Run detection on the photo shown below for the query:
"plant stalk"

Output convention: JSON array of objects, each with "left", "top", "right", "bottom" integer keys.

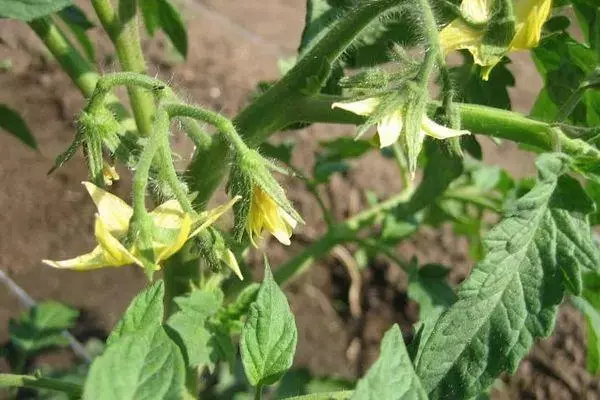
[
  {"left": 92, "top": 0, "right": 155, "bottom": 137},
  {"left": 0, "top": 374, "right": 82, "bottom": 397}
]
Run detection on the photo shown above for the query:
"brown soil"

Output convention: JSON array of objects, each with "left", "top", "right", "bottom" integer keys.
[{"left": 0, "top": 1, "right": 598, "bottom": 399}]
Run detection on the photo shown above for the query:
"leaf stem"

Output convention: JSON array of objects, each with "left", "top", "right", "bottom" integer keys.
[
  {"left": 0, "top": 374, "right": 82, "bottom": 397},
  {"left": 254, "top": 384, "right": 263, "bottom": 400}
]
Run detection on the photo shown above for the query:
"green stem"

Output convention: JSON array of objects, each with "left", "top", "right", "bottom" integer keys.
[
  {"left": 28, "top": 18, "right": 98, "bottom": 95},
  {"left": 156, "top": 133, "right": 196, "bottom": 214},
  {"left": 274, "top": 188, "right": 414, "bottom": 285},
  {"left": 92, "top": 0, "right": 154, "bottom": 137},
  {"left": 28, "top": 18, "right": 133, "bottom": 129},
  {"left": 282, "top": 392, "right": 354, "bottom": 400},
  {"left": 163, "top": 103, "right": 247, "bottom": 154},
  {"left": 290, "top": 96, "right": 600, "bottom": 160},
  {"left": 417, "top": 0, "right": 454, "bottom": 112},
  {"left": 391, "top": 141, "right": 412, "bottom": 191},
  {"left": 132, "top": 109, "right": 165, "bottom": 217},
  {"left": 186, "top": 0, "right": 403, "bottom": 206},
  {"left": 0, "top": 374, "right": 82, "bottom": 397},
  {"left": 254, "top": 385, "right": 263, "bottom": 400}
]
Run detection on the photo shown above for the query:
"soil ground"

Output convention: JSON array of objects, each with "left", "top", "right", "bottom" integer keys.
[{"left": 0, "top": 1, "right": 598, "bottom": 398}]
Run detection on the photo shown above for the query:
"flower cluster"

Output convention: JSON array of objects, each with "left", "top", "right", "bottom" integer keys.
[{"left": 440, "top": 0, "right": 552, "bottom": 79}]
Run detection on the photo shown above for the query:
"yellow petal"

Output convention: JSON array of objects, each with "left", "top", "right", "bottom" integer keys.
[
  {"left": 156, "top": 213, "right": 192, "bottom": 262},
  {"left": 222, "top": 249, "right": 243, "bottom": 281},
  {"left": 42, "top": 246, "right": 111, "bottom": 271},
  {"left": 247, "top": 187, "right": 297, "bottom": 246},
  {"left": 461, "top": 0, "right": 493, "bottom": 23},
  {"left": 439, "top": 18, "right": 487, "bottom": 58},
  {"left": 190, "top": 196, "right": 241, "bottom": 238},
  {"left": 421, "top": 117, "right": 471, "bottom": 139},
  {"left": 377, "top": 111, "right": 403, "bottom": 148},
  {"left": 150, "top": 199, "right": 185, "bottom": 230},
  {"left": 510, "top": 0, "right": 552, "bottom": 51},
  {"left": 331, "top": 97, "right": 380, "bottom": 116},
  {"left": 83, "top": 182, "right": 132, "bottom": 236},
  {"left": 94, "top": 216, "right": 141, "bottom": 267}
]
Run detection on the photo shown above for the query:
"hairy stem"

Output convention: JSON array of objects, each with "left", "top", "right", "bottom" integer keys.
[
  {"left": 163, "top": 103, "right": 246, "bottom": 153},
  {"left": 92, "top": 0, "right": 154, "bottom": 136},
  {"left": 186, "top": 0, "right": 403, "bottom": 206}
]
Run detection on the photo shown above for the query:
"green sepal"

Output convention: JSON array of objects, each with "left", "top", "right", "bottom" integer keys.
[
  {"left": 401, "top": 92, "right": 428, "bottom": 176},
  {"left": 227, "top": 159, "right": 253, "bottom": 242}
]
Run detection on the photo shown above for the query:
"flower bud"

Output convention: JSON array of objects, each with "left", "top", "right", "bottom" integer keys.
[{"left": 228, "top": 149, "right": 302, "bottom": 246}]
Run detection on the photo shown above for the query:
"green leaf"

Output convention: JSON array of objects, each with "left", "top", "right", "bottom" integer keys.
[
  {"left": 58, "top": 5, "right": 94, "bottom": 29},
  {"left": 166, "top": 288, "right": 224, "bottom": 370},
  {"left": 240, "top": 260, "right": 298, "bottom": 387},
  {"left": 83, "top": 326, "right": 186, "bottom": 400},
  {"left": 313, "top": 160, "right": 349, "bottom": 183},
  {"left": 572, "top": 272, "right": 600, "bottom": 375},
  {"left": 157, "top": 0, "right": 188, "bottom": 59},
  {"left": 9, "top": 301, "right": 78, "bottom": 354},
  {"left": 140, "top": 0, "right": 160, "bottom": 36},
  {"left": 59, "top": 6, "right": 95, "bottom": 62},
  {"left": 450, "top": 53, "right": 514, "bottom": 110},
  {"left": 260, "top": 141, "right": 295, "bottom": 165},
  {"left": 352, "top": 324, "right": 427, "bottom": 400},
  {"left": 0, "top": 104, "right": 37, "bottom": 149},
  {"left": 413, "top": 154, "right": 600, "bottom": 398},
  {"left": 408, "top": 264, "right": 456, "bottom": 321},
  {"left": 531, "top": 32, "right": 600, "bottom": 124},
  {"left": 106, "top": 281, "right": 164, "bottom": 346},
  {"left": 319, "top": 137, "right": 373, "bottom": 161},
  {"left": 572, "top": 0, "right": 600, "bottom": 53},
  {"left": 0, "top": 0, "right": 72, "bottom": 21}
]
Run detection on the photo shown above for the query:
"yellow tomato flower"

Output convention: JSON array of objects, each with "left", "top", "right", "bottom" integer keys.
[
  {"left": 43, "top": 182, "right": 238, "bottom": 271},
  {"left": 439, "top": 0, "right": 552, "bottom": 80},
  {"left": 247, "top": 186, "right": 298, "bottom": 247},
  {"left": 332, "top": 98, "right": 470, "bottom": 148}
]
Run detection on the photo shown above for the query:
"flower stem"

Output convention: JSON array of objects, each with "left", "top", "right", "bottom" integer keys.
[
  {"left": 0, "top": 374, "right": 82, "bottom": 397},
  {"left": 163, "top": 103, "right": 247, "bottom": 154}
]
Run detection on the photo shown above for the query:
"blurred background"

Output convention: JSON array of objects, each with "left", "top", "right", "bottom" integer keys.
[{"left": 0, "top": 1, "right": 598, "bottom": 398}]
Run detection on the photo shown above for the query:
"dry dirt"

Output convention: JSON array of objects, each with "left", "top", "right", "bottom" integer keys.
[{"left": 0, "top": 0, "right": 598, "bottom": 399}]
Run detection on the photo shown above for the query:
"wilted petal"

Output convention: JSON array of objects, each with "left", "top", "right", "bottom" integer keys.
[
  {"left": 510, "top": 0, "right": 552, "bottom": 50},
  {"left": 376, "top": 111, "right": 404, "bottom": 148},
  {"left": 331, "top": 97, "right": 381, "bottom": 116},
  {"left": 102, "top": 165, "right": 120, "bottom": 186},
  {"left": 42, "top": 246, "right": 111, "bottom": 271},
  {"left": 421, "top": 117, "right": 471, "bottom": 139},
  {"left": 83, "top": 182, "right": 132, "bottom": 235},
  {"left": 94, "top": 217, "right": 141, "bottom": 267}
]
